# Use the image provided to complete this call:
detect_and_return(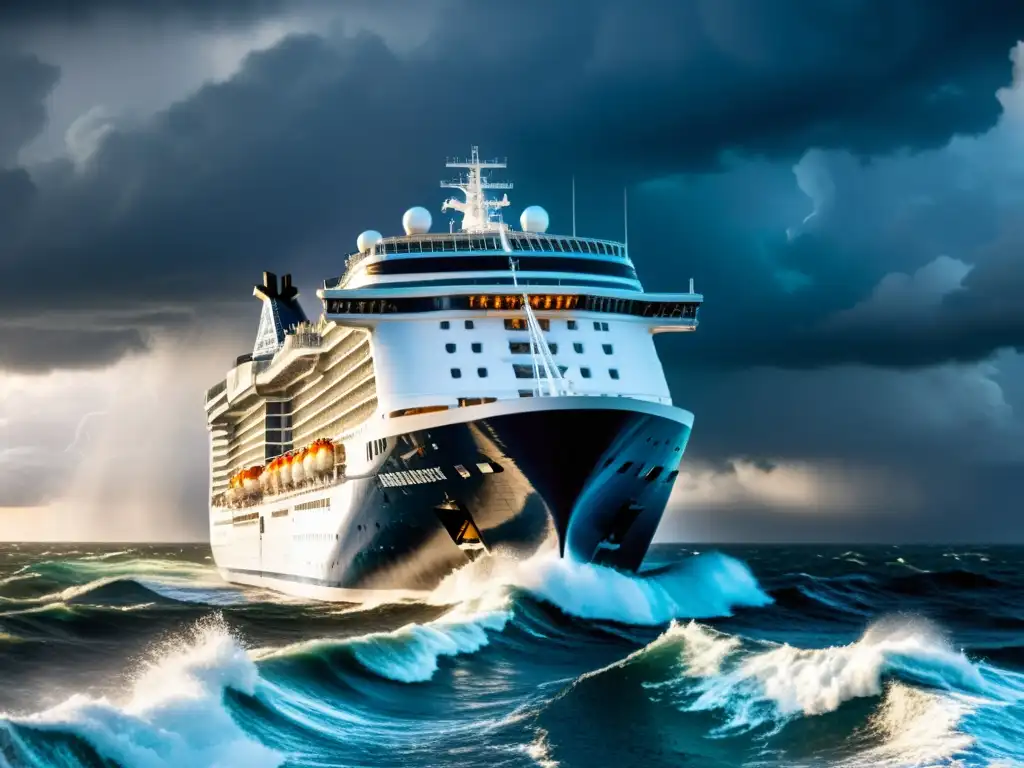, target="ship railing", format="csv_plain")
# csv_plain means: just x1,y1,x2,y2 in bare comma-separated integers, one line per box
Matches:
205,380,227,402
